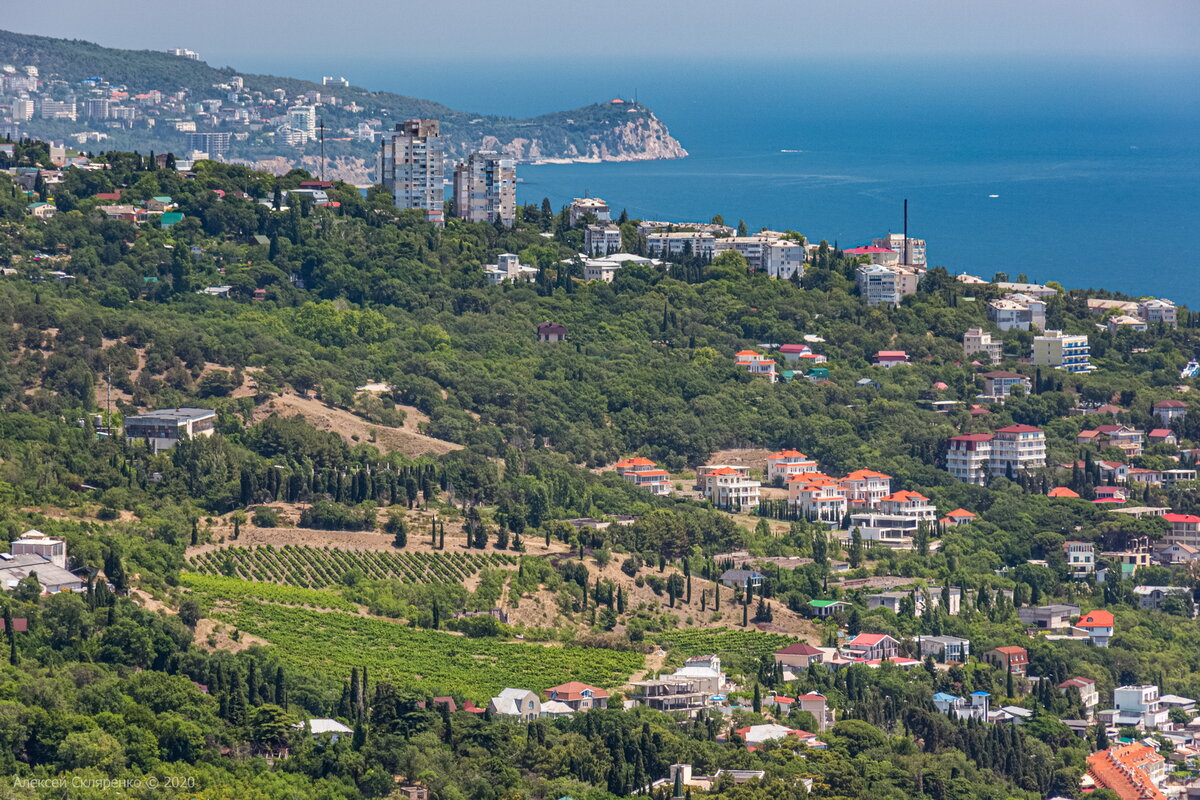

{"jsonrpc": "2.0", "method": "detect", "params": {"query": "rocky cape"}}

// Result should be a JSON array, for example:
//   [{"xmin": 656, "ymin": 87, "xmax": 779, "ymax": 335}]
[{"xmin": 0, "ymin": 29, "xmax": 687, "ymax": 180}]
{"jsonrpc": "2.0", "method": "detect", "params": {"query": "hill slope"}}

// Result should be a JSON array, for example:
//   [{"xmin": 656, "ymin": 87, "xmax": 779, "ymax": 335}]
[{"xmin": 0, "ymin": 28, "xmax": 687, "ymax": 177}]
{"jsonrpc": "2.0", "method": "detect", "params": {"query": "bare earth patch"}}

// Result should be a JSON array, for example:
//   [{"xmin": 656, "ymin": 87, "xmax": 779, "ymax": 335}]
[{"xmin": 252, "ymin": 392, "xmax": 462, "ymax": 458}]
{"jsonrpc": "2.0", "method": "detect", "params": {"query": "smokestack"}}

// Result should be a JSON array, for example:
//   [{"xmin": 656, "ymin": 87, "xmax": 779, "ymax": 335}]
[{"xmin": 903, "ymin": 199, "xmax": 909, "ymax": 266}]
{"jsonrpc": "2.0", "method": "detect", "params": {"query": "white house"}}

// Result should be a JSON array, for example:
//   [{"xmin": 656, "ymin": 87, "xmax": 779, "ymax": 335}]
[{"xmin": 488, "ymin": 688, "xmax": 542, "ymax": 721}]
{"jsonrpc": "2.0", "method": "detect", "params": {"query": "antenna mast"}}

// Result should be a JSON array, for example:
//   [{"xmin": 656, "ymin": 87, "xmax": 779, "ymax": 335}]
[
  {"xmin": 318, "ymin": 117, "xmax": 326, "ymax": 182},
  {"xmin": 903, "ymin": 198, "xmax": 909, "ymax": 266}
]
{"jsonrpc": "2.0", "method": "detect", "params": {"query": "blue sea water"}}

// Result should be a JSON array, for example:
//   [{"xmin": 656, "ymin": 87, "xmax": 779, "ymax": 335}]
[{"xmin": 251, "ymin": 56, "xmax": 1200, "ymax": 303}]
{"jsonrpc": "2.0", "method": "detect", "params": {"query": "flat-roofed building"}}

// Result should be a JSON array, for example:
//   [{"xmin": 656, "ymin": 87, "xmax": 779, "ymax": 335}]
[{"xmin": 124, "ymin": 408, "xmax": 217, "ymax": 452}]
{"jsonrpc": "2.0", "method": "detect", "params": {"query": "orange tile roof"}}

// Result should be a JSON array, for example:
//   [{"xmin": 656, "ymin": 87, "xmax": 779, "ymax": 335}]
[
  {"xmin": 707, "ymin": 467, "xmax": 740, "ymax": 476},
  {"xmin": 1086, "ymin": 744, "xmax": 1166, "ymax": 800},
  {"xmin": 1047, "ymin": 487, "xmax": 1081, "ymax": 498},
  {"xmin": 543, "ymin": 681, "xmax": 610, "ymax": 701},
  {"xmin": 882, "ymin": 490, "xmax": 929, "ymax": 503},
  {"xmin": 617, "ymin": 456, "xmax": 656, "ymax": 467},
  {"xmin": 768, "ymin": 449, "xmax": 809, "ymax": 459},
  {"xmin": 787, "ymin": 471, "xmax": 833, "ymax": 483},
  {"xmin": 843, "ymin": 469, "xmax": 891, "ymax": 480},
  {"xmin": 735, "ymin": 350, "xmax": 760, "ymax": 357},
  {"xmin": 946, "ymin": 508, "xmax": 976, "ymax": 518},
  {"xmin": 1077, "ymin": 609, "xmax": 1114, "ymax": 628}
]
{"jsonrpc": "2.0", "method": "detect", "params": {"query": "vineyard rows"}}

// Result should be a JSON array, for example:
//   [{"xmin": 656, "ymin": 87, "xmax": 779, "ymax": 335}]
[
  {"xmin": 655, "ymin": 628, "xmax": 797, "ymax": 659},
  {"xmin": 179, "ymin": 573, "xmax": 359, "ymax": 612},
  {"xmin": 188, "ymin": 545, "xmax": 516, "ymax": 589},
  {"xmin": 219, "ymin": 600, "xmax": 644, "ymax": 700}
]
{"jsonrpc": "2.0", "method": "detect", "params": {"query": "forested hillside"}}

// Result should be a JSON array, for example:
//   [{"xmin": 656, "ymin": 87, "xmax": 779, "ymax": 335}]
[{"xmin": 1, "ymin": 144, "xmax": 1199, "ymax": 799}]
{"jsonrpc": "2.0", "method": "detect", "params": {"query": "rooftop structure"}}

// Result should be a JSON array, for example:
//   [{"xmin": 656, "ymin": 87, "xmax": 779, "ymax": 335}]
[{"xmin": 124, "ymin": 408, "xmax": 217, "ymax": 452}]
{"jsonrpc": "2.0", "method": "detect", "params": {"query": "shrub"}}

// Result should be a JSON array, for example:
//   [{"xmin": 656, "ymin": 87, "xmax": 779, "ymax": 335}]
[{"xmin": 252, "ymin": 507, "xmax": 281, "ymax": 528}]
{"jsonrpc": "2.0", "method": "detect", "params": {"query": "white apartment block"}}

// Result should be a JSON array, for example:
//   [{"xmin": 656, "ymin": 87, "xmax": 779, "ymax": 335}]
[
  {"xmin": 848, "ymin": 490, "xmax": 936, "ymax": 549},
  {"xmin": 584, "ymin": 225, "xmax": 623, "ymax": 256},
  {"xmin": 840, "ymin": 470, "xmax": 892, "ymax": 508},
  {"xmin": 763, "ymin": 240, "xmax": 806, "ymax": 280},
  {"xmin": 645, "ymin": 231, "xmax": 716, "ymax": 260},
  {"xmin": 871, "ymin": 233, "xmax": 926, "ymax": 267},
  {"xmin": 583, "ymin": 259, "xmax": 620, "ymax": 283},
  {"xmin": 712, "ymin": 236, "xmax": 772, "ymax": 270},
  {"xmin": 963, "ymin": 328, "xmax": 1002, "ymax": 364},
  {"xmin": 1163, "ymin": 513, "xmax": 1200, "ymax": 549},
  {"xmin": 484, "ymin": 253, "xmax": 538, "ymax": 284},
  {"xmin": 1108, "ymin": 685, "xmax": 1169, "ymax": 730},
  {"xmin": 987, "ymin": 296, "xmax": 1044, "ymax": 331},
  {"xmin": 1032, "ymin": 330, "xmax": 1093, "ymax": 373},
  {"xmin": 453, "ymin": 151, "xmax": 516, "ymax": 226},
  {"xmin": 568, "ymin": 198, "xmax": 610, "ymax": 226},
  {"xmin": 705, "ymin": 468, "xmax": 761, "ymax": 510},
  {"xmin": 945, "ymin": 425, "xmax": 1046, "ymax": 484},
  {"xmin": 856, "ymin": 264, "xmax": 919, "ymax": 307},
  {"xmin": 1064, "ymin": 541, "xmax": 1095, "ymax": 577},
  {"xmin": 379, "ymin": 119, "xmax": 445, "ymax": 226},
  {"xmin": 787, "ymin": 474, "xmax": 848, "ymax": 521},
  {"xmin": 287, "ymin": 105, "xmax": 317, "ymax": 142},
  {"xmin": 766, "ymin": 450, "xmax": 819, "ymax": 481}
]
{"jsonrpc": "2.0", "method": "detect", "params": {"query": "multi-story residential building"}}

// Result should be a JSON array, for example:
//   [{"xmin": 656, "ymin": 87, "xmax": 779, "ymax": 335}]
[
  {"xmin": 379, "ymin": 119, "xmax": 445, "ymax": 225},
  {"xmin": 583, "ymin": 224, "xmax": 622, "ymax": 256},
  {"xmin": 1086, "ymin": 744, "xmax": 1167, "ymax": 800},
  {"xmin": 1017, "ymin": 603, "xmax": 1080, "ymax": 631},
  {"xmin": 483, "ymin": 253, "xmax": 537, "ymax": 284},
  {"xmin": 917, "ymin": 635, "xmax": 970, "ymax": 662},
  {"xmin": 932, "ymin": 691, "xmax": 991, "ymax": 721},
  {"xmin": 10, "ymin": 529, "xmax": 68, "ymax": 569},
  {"xmin": 842, "ymin": 633, "xmax": 899, "ymax": 661},
  {"xmin": 986, "ymin": 297, "xmax": 1044, "ymax": 331},
  {"xmin": 542, "ymin": 682, "xmax": 609, "ymax": 712},
  {"xmin": 38, "ymin": 99, "xmax": 76, "ymax": 121},
  {"xmin": 568, "ymin": 197, "xmax": 610, "ymax": 226},
  {"xmin": 1058, "ymin": 677, "xmax": 1100, "ymax": 717},
  {"xmin": 124, "ymin": 408, "xmax": 217, "ymax": 453},
  {"xmin": 980, "ymin": 370, "xmax": 1031, "ymax": 400},
  {"xmin": 867, "ymin": 587, "xmax": 960, "ymax": 617},
  {"xmin": 847, "ymin": 490, "xmax": 937, "ymax": 549},
  {"xmin": 1106, "ymin": 314, "xmax": 1147, "ymax": 334},
  {"xmin": 645, "ymin": 231, "xmax": 716, "ymax": 259},
  {"xmin": 871, "ymin": 233, "xmax": 927, "ymax": 267},
  {"xmin": 766, "ymin": 450, "xmax": 819, "ymax": 481},
  {"xmin": 9, "ymin": 97, "xmax": 35, "ymax": 121},
  {"xmin": 983, "ymin": 646, "xmax": 1028, "ymax": 677},
  {"xmin": 1076, "ymin": 609, "xmax": 1114, "ymax": 647},
  {"xmin": 1104, "ymin": 685, "xmax": 1169, "ymax": 729},
  {"xmin": 1137, "ymin": 298, "xmax": 1177, "ymax": 328},
  {"xmin": 946, "ymin": 433, "xmax": 995, "ymax": 484},
  {"xmin": 1133, "ymin": 585, "xmax": 1192, "ymax": 612},
  {"xmin": 856, "ymin": 264, "xmax": 919, "ymax": 306},
  {"xmin": 788, "ymin": 473, "xmax": 847, "ymax": 521},
  {"xmin": 991, "ymin": 423, "xmax": 1047, "ymax": 470},
  {"xmin": 286, "ymin": 105, "xmax": 317, "ymax": 143},
  {"xmin": 1162, "ymin": 513, "xmax": 1200, "ymax": 549},
  {"xmin": 583, "ymin": 259, "xmax": 619, "ymax": 283},
  {"xmin": 452, "ymin": 151, "xmax": 516, "ymax": 226},
  {"xmin": 712, "ymin": 235, "xmax": 801, "ymax": 273},
  {"xmin": 186, "ymin": 131, "xmax": 231, "ymax": 158},
  {"xmin": 844, "ymin": 245, "xmax": 900, "ymax": 266},
  {"xmin": 734, "ymin": 351, "xmax": 778, "ymax": 382},
  {"xmin": 81, "ymin": 98, "xmax": 111, "ymax": 119},
  {"xmin": 1032, "ymin": 329, "xmax": 1093, "ymax": 372},
  {"xmin": 763, "ymin": 240, "xmax": 806, "ymax": 280},
  {"xmin": 839, "ymin": 469, "xmax": 892, "ymax": 508},
  {"xmin": 962, "ymin": 328, "xmax": 1002, "ymax": 364},
  {"xmin": 614, "ymin": 457, "xmax": 672, "ymax": 496},
  {"xmin": 1152, "ymin": 399, "xmax": 1187, "ymax": 426},
  {"xmin": 703, "ymin": 467, "xmax": 761, "ymax": 510},
  {"xmin": 1064, "ymin": 541, "xmax": 1095, "ymax": 577},
  {"xmin": 1077, "ymin": 424, "xmax": 1144, "ymax": 457}
]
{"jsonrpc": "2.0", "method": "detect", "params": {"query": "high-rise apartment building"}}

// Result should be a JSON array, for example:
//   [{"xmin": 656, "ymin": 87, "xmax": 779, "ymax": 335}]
[
  {"xmin": 286, "ymin": 105, "xmax": 316, "ymax": 144},
  {"xmin": 872, "ymin": 233, "xmax": 927, "ymax": 267},
  {"xmin": 9, "ymin": 97, "xmax": 34, "ymax": 121},
  {"xmin": 379, "ymin": 119, "xmax": 445, "ymax": 226},
  {"xmin": 186, "ymin": 132, "xmax": 232, "ymax": 158},
  {"xmin": 452, "ymin": 151, "xmax": 515, "ymax": 226}
]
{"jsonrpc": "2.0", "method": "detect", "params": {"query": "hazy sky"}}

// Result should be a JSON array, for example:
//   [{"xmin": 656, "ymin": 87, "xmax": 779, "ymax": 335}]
[{"xmin": 3, "ymin": 0, "xmax": 1198, "ymax": 66}]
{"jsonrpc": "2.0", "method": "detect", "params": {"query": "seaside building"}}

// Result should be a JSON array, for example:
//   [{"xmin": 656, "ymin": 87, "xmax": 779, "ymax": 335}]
[
  {"xmin": 583, "ymin": 224, "xmax": 622, "ymax": 256},
  {"xmin": 483, "ymin": 253, "xmax": 537, "ymax": 285},
  {"xmin": 379, "ymin": 119, "xmax": 445, "ymax": 226},
  {"xmin": 645, "ymin": 231, "xmax": 716, "ymax": 260},
  {"xmin": 963, "ymin": 328, "xmax": 1002, "ymax": 364},
  {"xmin": 286, "ymin": 105, "xmax": 317, "ymax": 143},
  {"xmin": 452, "ymin": 151, "xmax": 516, "ymax": 226},
  {"xmin": 1137, "ymin": 298, "xmax": 1177, "ymax": 328},
  {"xmin": 856, "ymin": 264, "xmax": 919, "ymax": 307},
  {"xmin": 568, "ymin": 197, "xmax": 610, "ymax": 227},
  {"xmin": 1032, "ymin": 330, "xmax": 1093, "ymax": 372},
  {"xmin": 987, "ymin": 295, "xmax": 1045, "ymax": 331},
  {"xmin": 871, "ymin": 233, "xmax": 926, "ymax": 267},
  {"xmin": 186, "ymin": 131, "xmax": 231, "ymax": 158}
]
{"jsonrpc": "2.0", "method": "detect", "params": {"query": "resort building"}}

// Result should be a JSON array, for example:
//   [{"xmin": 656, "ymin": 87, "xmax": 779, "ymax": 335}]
[
  {"xmin": 963, "ymin": 328, "xmax": 1002, "ymax": 364},
  {"xmin": 124, "ymin": 408, "xmax": 217, "ymax": 452},
  {"xmin": 1032, "ymin": 330, "xmax": 1093, "ymax": 372}
]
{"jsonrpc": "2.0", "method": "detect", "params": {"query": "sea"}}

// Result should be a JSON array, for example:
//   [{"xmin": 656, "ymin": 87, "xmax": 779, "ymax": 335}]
[{"xmin": 249, "ymin": 56, "xmax": 1200, "ymax": 304}]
